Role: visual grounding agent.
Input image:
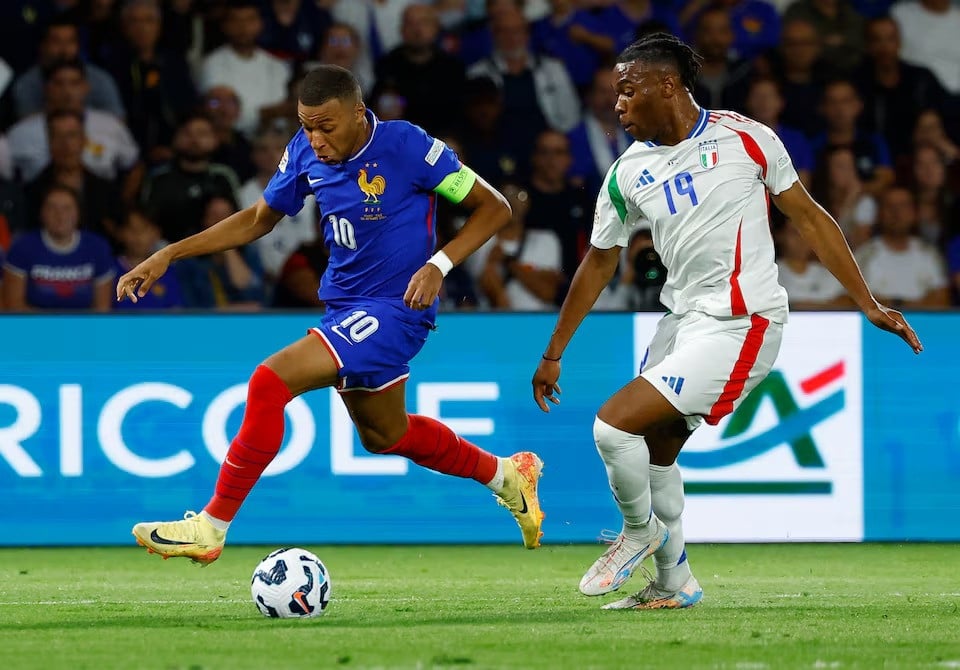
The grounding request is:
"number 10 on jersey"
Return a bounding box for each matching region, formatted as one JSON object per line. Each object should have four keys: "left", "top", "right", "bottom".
{"left": 663, "top": 171, "right": 699, "bottom": 215}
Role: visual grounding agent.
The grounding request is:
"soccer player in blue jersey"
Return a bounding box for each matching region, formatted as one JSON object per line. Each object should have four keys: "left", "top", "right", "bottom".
{"left": 119, "top": 65, "right": 545, "bottom": 564}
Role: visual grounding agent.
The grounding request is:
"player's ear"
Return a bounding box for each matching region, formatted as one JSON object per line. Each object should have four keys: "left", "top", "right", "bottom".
{"left": 661, "top": 72, "right": 676, "bottom": 99}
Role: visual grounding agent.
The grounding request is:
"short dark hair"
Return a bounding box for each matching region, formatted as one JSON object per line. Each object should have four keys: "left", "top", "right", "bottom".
{"left": 45, "top": 109, "right": 84, "bottom": 130}
{"left": 299, "top": 65, "right": 362, "bottom": 106}
{"left": 43, "top": 58, "right": 86, "bottom": 82}
{"left": 617, "top": 33, "right": 703, "bottom": 92}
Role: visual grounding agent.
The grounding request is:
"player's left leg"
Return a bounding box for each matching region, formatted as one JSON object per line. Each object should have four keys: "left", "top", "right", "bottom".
{"left": 603, "top": 419, "right": 703, "bottom": 610}
{"left": 578, "top": 378, "right": 681, "bottom": 595}
{"left": 340, "top": 384, "right": 544, "bottom": 549}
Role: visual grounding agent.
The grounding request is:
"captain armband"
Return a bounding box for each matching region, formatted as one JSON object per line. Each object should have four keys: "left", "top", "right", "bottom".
{"left": 433, "top": 166, "right": 477, "bottom": 204}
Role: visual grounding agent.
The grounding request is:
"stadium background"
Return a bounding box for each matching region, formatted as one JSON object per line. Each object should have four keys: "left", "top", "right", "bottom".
{"left": 0, "top": 0, "right": 958, "bottom": 544}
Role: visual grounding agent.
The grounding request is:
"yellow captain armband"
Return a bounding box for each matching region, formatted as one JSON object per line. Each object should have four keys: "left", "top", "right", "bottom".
{"left": 433, "top": 165, "right": 477, "bottom": 204}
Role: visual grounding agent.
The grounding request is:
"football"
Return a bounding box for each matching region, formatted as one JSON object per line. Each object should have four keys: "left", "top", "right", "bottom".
{"left": 250, "top": 548, "right": 332, "bottom": 618}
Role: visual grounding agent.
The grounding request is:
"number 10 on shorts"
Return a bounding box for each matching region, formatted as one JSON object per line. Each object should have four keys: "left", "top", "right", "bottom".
{"left": 332, "top": 310, "right": 380, "bottom": 344}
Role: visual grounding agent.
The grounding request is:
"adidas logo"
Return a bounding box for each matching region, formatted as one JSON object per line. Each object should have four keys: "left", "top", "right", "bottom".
{"left": 661, "top": 376, "right": 684, "bottom": 394}
{"left": 636, "top": 169, "right": 655, "bottom": 187}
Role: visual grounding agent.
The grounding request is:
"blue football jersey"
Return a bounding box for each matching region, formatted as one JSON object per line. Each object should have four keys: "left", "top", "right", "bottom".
{"left": 263, "top": 112, "right": 461, "bottom": 302}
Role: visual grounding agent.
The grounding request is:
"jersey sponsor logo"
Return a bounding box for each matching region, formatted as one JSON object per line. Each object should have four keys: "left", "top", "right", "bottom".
{"left": 777, "top": 154, "right": 791, "bottom": 170}
{"left": 698, "top": 141, "right": 719, "bottom": 169}
{"left": 424, "top": 138, "right": 445, "bottom": 166}
{"left": 357, "top": 165, "right": 386, "bottom": 204}
{"left": 278, "top": 148, "right": 289, "bottom": 173}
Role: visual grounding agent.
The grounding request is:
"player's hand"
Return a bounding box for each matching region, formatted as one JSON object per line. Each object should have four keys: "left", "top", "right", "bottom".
{"left": 865, "top": 302, "right": 923, "bottom": 354}
{"left": 532, "top": 358, "right": 562, "bottom": 413}
{"left": 404, "top": 263, "right": 443, "bottom": 310}
{"left": 116, "top": 250, "right": 172, "bottom": 303}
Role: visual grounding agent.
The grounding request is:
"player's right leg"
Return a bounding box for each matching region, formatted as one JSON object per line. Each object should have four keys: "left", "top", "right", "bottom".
{"left": 341, "top": 384, "right": 545, "bottom": 549}
{"left": 132, "top": 334, "right": 340, "bottom": 564}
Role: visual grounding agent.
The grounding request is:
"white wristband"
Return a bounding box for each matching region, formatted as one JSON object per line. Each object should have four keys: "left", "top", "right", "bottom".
{"left": 427, "top": 250, "right": 454, "bottom": 277}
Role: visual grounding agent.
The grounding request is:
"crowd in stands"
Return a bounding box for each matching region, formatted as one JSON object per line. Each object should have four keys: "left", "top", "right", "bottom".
{"left": 0, "top": 0, "right": 958, "bottom": 313}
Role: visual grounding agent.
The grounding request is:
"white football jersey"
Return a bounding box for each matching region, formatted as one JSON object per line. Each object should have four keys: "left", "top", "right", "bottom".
{"left": 592, "top": 109, "right": 797, "bottom": 323}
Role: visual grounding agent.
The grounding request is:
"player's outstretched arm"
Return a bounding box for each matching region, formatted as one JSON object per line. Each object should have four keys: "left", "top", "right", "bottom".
{"left": 532, "top": 245, "right": 621, "bottom": 412}
{"left": 117, "top": 197, "right": 284, "bottom": 303}
{"left": 404, "top": 173, "right": 510, "bottom": 309}
{"left": 772, "top": 181, "right": 923, "bottom": 354}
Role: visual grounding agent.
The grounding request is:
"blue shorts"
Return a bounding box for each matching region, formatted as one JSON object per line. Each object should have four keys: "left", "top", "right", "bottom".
{"left": 310, "top": 298, "right": 437, "bottom": 392}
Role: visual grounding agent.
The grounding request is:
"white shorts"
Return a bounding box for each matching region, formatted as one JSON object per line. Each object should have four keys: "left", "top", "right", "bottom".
{"left": 639, "top": 311, "right": 783, "bottom": 430}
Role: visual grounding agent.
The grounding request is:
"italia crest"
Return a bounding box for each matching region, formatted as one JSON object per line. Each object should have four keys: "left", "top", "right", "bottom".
{"left": 698, "top": 141, "right": 719, "bottom": 169}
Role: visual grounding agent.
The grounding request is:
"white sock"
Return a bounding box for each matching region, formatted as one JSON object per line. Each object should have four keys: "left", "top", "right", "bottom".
{"left": 201, "top": 511, "right": 230, "bottom": 531}
{"left": 593, "top": 417, "right": 652, "bottom": 539}
{"left": 649, "top": 462, "right": 691, "bottom": 591}
{"left": 484, "top": 457, "right": 505, "bottom": 493}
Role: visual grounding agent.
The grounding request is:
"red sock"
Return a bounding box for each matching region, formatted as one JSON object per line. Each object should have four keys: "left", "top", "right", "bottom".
{"left": 204, "top": 365, "right": 292, "bottom": 522}
{"left": 381, "top": 414, "right": 498, "bottom": 484}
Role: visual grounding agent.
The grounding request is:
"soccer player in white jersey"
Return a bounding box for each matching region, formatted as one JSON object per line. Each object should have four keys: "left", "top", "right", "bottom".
{"left": 532, "top": 33, "right": 923, "bottom": 610}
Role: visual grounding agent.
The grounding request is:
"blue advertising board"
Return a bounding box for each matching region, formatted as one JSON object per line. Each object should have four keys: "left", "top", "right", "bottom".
{"left": 862, "top": 314, "right": 960, "bottom": 541}
{"left": 1, "top": 311, "right": 958, "bottom": 545}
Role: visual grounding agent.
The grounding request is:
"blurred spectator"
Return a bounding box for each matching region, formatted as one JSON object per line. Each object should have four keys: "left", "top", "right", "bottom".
{"left": 0, "top": 57, "right": 13, "bottom": 129}
{"left": 891, "top": 0, "right": 960, "bottom": 96}
{"left": 478, "top": 181, "right": 564, "bottom": 310}
{"left": 811, "top": 145, "right": 877, "bottom": 248}
{"left": 744, "top": 76, "right": 813, "bottom": 185}
{"left": 681, "top": 0, "right": 780, "bottom": 61}
{"left": 766, "top": 18, "right": 828, "bottom": 138}
{"left": 238, "top": 125, "right": 318, "bottom": 282}
{"left": 594, "top": 0, "right": 681, "bottom": 55}
{"left": 0, "top": 176, "right": 27, "bottom": 247}
{"left": 160, "top": 0, "right": 205, "bottom": 77}
{"left": 373, "top": 3, "right": 467, "bottom": 137}
{"left": 783, "top": 0, "right": 864, "bottom": 74}
{"left": 11, "top": 16, "right": 125, "bottom": 121}
{"left": 595, "top": 228, "right": 669, "bottom": 311}
{"left": 854, "top": 186, "right": 950, "bottom": 307}
{"left": 812, "top": 79, "right": 894, "bottom": 197}
{"left": 467, "top": 6, "right": 581, "bottom": 168}
{"left": 106, "top": 0, "right": 197, "bottom": 165}
{"left": 79, "top": 0, "right": 123, "bottom": 65}
{"left": 911, "top": 144, "right": 955, "bottom": 248}
{"left": 200, "top": 1, "right": 291, "bottom": 137}
{"left": 370, "top": 83, "right": 407, "bottom": 121}
{"left": 331, "top": 0, "right": 419, "bottom": 98}
{"left": 271, "top": 236, "right": 329, "bottom": 308}
{"left": 530, "top": 0, "right": 616, "bottom": 90}
{"left": 775, "top": 221, "right": 846, "bottom": 309}
{"left": 24, "top": 110, "right": 121, "bottom": 244}
{"left": 524, "top": 129, "right": 591, "bottom": 279}
{"left": 854, "top": 16, "right": 945, "bottom": 162}
{"left": 457, "top": 0, "right": 524, "bottom": 66}
{"left": 457, "top": 76, "right": 524, "bottom": 185}
{"left": 910, "top": 109, "right": 959, "bottom": 175}
{"left": 140, "top": 113, "right": 239, "bottom": 242}
{"left": 567, "top": 67, "right": 631, "bottom": 197}
{"left": 7, "top": 60, "right": 139, "bottom": 182}
{"left": 113, "top": 206, "right": 183, "bottom": 310}
{"left": 176, "top": 195, "right": 266, "bottom": 310}
{"left": 202, "top": 85, "right": 256, "bottom": 182}
{"left": 313, "top": 23, "right": 374, "bottom": 96}
{"left": 332, "top": 0, "right": 420, "bottom": 63}
{"left": 258, "top": 0, "right": 332, "bottom": 64}
{"left": 2, "top": 184, "right": 114, "bottom": 312}
{"left": 691, "top": 7, "right": 752, "bottom": 111}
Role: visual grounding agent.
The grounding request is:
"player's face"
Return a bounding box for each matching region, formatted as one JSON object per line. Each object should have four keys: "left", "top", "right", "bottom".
{"left": 298, "top": 98, "right": 366, "bottom": 164}
{"left": 613, "top": 61, "right": 669, "bottom": 142}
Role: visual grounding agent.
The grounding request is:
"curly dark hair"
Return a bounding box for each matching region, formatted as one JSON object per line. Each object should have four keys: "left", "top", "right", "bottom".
{"left": 617, "top": 33, "right": 703, "bottom": 93}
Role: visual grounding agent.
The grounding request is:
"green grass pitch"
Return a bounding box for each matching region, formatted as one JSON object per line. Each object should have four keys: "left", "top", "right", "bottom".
{"left": 1, "top": 544, "right": 958, "bottom": 669}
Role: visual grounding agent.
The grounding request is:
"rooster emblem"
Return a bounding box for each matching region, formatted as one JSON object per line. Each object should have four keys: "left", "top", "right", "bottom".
{"left": 357, "top": 168, "right": 386, "bottom": 204}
